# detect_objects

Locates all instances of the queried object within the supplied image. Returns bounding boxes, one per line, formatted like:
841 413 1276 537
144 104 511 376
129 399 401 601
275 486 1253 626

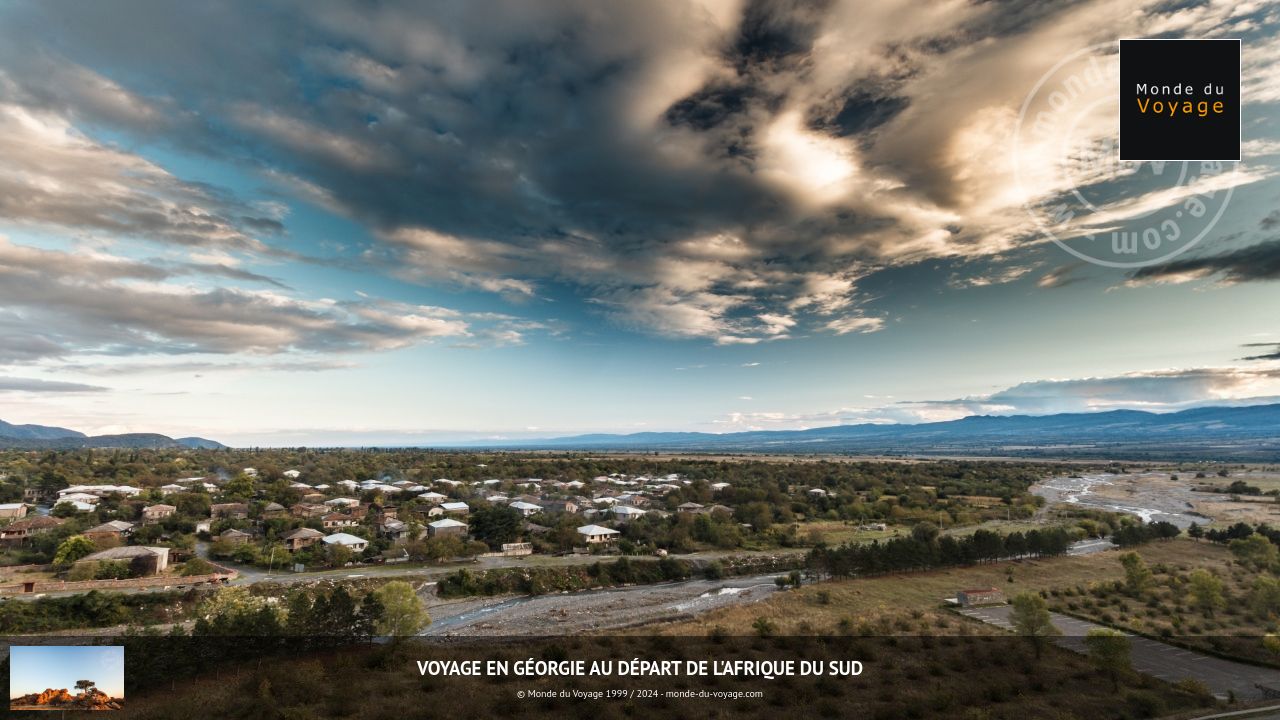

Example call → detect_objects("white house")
509 501 543 517
324 497 361 509
441 501 469 515
283 470 302 479
612 505 647 522
160 483 185 495
321 532 369 553
577 524 620 544
419 492 447 504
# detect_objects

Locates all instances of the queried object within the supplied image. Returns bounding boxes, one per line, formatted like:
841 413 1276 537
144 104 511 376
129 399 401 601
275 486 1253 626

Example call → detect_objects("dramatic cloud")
2 0 1272 347
0 238 541 363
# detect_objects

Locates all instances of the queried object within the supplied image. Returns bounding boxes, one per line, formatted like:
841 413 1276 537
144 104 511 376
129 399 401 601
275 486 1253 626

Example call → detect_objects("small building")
322 532 369 553
218 528 252 545
509 500 543 517
291 502 328 519
611 505 647 523
956 587 1006 607
441 501 469 516
0 502 28 519
83 520 134 543
160 484 185 496
0 515 65 543
427 518 468 538
542 499 579 515
282 527 324 552
322 513 357 530
677 502 705 514
210 502 249 519
577 524 620 544
142 504 177 522
78 545 170 575
261 502 288 519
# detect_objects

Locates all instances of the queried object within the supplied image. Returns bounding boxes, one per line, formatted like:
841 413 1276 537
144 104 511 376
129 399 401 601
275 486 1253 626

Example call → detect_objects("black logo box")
1119 38 1240 161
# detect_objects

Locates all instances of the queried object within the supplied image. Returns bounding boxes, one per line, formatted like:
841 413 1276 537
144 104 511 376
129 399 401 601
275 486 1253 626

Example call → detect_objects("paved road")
960 605 1280 700
1067 537 1115 556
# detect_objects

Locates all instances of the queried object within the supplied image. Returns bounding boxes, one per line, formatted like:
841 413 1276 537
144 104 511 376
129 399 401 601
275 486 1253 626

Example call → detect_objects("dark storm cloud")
1242 343 1280 361
1129 239 1280 284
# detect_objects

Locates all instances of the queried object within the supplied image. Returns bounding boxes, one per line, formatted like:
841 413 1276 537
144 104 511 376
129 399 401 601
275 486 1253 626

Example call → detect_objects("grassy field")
1043 541 1280 666
650 539 1227 637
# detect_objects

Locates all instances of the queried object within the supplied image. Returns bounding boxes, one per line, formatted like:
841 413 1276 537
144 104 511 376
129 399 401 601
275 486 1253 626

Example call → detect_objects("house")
380 518 411 543
59 484 141 498
322 513 357 530
324 497 360 510
509 501 543 517
282 527 324 552
55 492 100 507
427 518 468 538
261 502 287 519
611 505 647 523
441 501 469 516
83 520 134 543
218 528 251 545
808 488 829 497
159 484 185 496
542 499 579 514
322 532 369 553
577 524 620 544
283 470 302 479
956 587 1006 607
0 502 28 519
677 502 705 514
78 545 170 575
0 515 65 543
290 503 328 519
710 482 731 492
210 502 249 519
142 504 177 522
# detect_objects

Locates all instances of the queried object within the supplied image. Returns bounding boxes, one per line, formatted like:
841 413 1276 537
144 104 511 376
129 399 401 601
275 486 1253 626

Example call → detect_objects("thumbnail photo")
8 646 124 711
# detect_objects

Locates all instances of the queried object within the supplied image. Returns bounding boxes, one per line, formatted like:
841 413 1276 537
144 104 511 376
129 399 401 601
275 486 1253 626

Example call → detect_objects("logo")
1013 43 1237 268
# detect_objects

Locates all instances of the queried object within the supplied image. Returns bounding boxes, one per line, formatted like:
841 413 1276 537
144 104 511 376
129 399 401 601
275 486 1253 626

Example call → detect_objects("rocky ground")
10 687 122 710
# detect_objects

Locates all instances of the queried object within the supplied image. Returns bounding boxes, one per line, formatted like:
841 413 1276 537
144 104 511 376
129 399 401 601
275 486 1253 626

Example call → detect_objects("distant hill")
454 403 1280 461
0 420 226 450
0 419 84 441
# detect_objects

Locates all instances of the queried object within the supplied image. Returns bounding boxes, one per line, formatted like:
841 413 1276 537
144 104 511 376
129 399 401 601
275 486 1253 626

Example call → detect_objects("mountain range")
0 419 224 450
454 403 1280 461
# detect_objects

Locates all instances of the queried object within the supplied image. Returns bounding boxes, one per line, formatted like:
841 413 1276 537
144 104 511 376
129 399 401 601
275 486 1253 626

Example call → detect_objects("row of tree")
806 526 1076 578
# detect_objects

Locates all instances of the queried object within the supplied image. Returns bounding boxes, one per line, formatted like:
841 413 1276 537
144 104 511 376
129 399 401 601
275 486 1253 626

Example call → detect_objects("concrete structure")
210 502 249 519
79 545 170 575
956 587 1005 607
0 503 28 519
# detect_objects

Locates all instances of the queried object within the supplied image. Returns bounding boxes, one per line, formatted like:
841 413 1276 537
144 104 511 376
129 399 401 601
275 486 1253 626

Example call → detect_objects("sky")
9 645 125 699
1 0 1279 446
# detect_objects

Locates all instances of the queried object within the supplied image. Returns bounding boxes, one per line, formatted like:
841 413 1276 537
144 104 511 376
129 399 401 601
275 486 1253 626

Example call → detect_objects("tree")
468 506 523 550
1084 628 1131 692
74 680 95 695
1188 523 1204 540
1252 576 1280 618
1119 552 1153 595
911 521 939 544
53 535 96 567
1188 569 1225 615
372 580 431 636
1230 534 1278 571
1010 592 1060 660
